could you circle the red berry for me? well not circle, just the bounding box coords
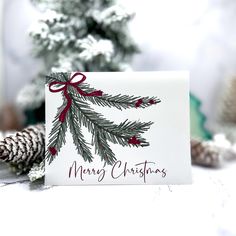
[149,99,156,104]
[49,147,57,156]
[128,136,141,145]
[135,99,143,108]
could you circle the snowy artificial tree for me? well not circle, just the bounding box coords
[17,0,138,125]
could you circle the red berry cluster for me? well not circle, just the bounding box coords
[135,99,157,108]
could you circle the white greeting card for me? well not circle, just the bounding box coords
[45,72,191,185]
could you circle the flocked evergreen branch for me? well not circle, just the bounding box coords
[28,0,138,73]
[28,160,45,182]
[46,73,68,84]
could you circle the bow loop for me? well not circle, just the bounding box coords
[49,81,67,93]
[69,72,86,85]
[49,72,102,123]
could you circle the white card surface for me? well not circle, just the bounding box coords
[45,72,191,185]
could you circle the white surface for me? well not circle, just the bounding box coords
[0,164,236,236]
[46,72,191,185]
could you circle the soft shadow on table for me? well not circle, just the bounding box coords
[0,162,50,191]
[28,178,52,191]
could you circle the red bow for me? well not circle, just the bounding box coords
[49,72,103,122]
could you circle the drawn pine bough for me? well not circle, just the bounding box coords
[46,72,161,166]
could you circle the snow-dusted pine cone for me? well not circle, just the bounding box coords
[0,124,45,175]
[218,77,236,124]
[191,139,221,167]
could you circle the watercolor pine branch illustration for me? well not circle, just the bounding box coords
[46,72,161,165]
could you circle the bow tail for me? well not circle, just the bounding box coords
[76,87,103,97]
[59,90,72,123]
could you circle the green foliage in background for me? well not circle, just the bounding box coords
[17,0,138,125]
[30,0,138,72]
[190,93,212,140]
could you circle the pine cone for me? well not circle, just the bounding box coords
[219,77,236,124]
[0,124,45,175]
[191,139,221,167]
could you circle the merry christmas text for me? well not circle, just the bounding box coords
[68,160,167,183]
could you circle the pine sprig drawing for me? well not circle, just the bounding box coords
[68,108,94,163]
[46,101,68,164]
[72,98,152,146]
[46,72,161,165]
[93,131,116,165]
[75,83,160,110]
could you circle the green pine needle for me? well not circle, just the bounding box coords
[71,83,160,110]
[93,131,116,165]
[68,109,94,163]
[46,101,68,164]
[71,97,152,150]
[46,73,157,166]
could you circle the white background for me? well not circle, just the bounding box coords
[2,0,236,128]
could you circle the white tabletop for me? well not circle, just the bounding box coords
[0,162,235,236]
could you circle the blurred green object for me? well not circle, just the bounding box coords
[24,102,45,126]
[190,93,212,140]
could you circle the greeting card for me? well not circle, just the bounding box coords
[45,72,191,185]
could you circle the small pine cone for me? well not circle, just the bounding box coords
[191,139,221,167]
[0,124,45,174]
